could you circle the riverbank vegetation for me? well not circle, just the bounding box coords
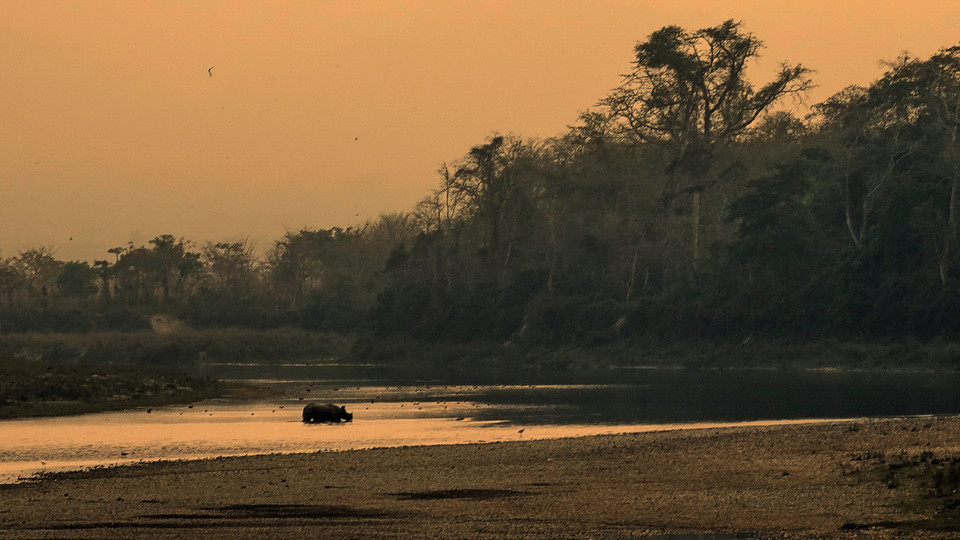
[0,328,352,366]
[0,353,264,419]
[3,21,960,370]
[349,334,960,372]
[0,328,324,418]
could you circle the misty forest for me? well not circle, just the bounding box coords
[4,21,960,360]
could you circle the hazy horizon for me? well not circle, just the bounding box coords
[4,0,959,262]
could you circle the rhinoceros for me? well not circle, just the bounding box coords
[302,402,353,423]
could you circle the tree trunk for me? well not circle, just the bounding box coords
[625,247,642,302]
[500,241,513,284]
[843,176,862,249]
[692,191,701,267]
[940,174,959,285]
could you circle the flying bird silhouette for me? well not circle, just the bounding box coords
[208,66,215,77]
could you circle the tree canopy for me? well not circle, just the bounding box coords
[3,23,960,344]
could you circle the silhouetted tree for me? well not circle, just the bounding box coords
[56,261,98,303]
[268,229,334,309]
[600,20,812,277]
[10,248,62,308]
[202,240,258,300]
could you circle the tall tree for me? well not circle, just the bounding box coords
[268,229,334,309]
[878,47,960,284]
[56,261,98,303]
[813,85,918,251]
[815,46,960,286]
[600,20,812,270]
[115,245,155,306]
[10,248,62,308]
[0,254,25,309]
[202,240,258,300]
[148,235,202,303]
[92,260,112,305]
[447,135,543,283]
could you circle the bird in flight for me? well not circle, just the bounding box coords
[208,66,215,77]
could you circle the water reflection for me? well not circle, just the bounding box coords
[230,363,960,425]
[0,393,657,483]
[0,396,843,484]
[2,364,960,484]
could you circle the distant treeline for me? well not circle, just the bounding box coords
[4,21,960,344]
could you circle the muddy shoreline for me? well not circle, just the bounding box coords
[2,415,959,538]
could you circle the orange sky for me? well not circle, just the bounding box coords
[2,1,959,262]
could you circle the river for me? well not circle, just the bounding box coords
[2,363,960,484]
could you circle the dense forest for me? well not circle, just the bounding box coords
[4,21,960,346]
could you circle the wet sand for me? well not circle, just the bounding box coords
[2,415,959,538]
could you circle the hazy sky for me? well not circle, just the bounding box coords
[3,1,959,262]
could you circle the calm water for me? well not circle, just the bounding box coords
[2,363,960,483]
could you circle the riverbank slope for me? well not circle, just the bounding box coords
[2,415,958,538]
